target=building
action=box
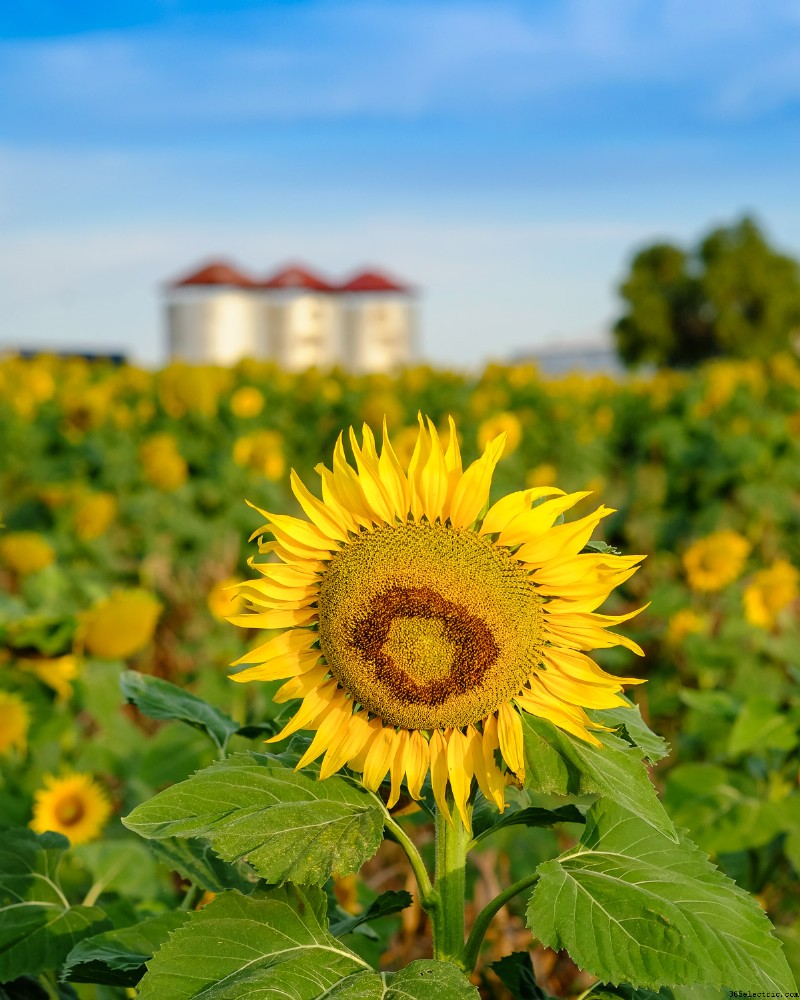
[512,336,625,376]
[165,259,416,373]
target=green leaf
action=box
[472,805,585,845]
[139,892,477,999]
[491,951,556,1000]
[120,670,239,754]
[0,978,50,1000]
[588,986,726,1000]
[330,890,413,938]
[664,764,788,855]
[148,837,259,893]
[137,889,356,999]
[520,715,676,841]
[62,913,188,986]
[250,958,480,999]
[123,752,385,884]
[526,801,796,991]
[726,696,798,757]
[0,828,110,982]
[73,840,162,902]
[589,696,670,763]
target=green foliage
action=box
[137,890,478,1000]
[526,801,795,991]
[614,216,800,367]
[120,670,240,755]
[521,715,676,840]
[122,752,386,884]
[0,829,110,982]
[61,912,188,986]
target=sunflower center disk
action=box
[55,795,85,826]
[318,521,545,730]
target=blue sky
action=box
[1,0,799,367]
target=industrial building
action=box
[165,260,416,373]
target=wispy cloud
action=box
[2,0,799,138]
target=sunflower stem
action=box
[431,799,470,968]
[462,870,540,972]
[383,812,436,909]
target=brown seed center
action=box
[351,585,500,706]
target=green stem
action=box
[462,871,540,972]
[180,883,204,911]
[431,800,471,967]
[383,812,437,910]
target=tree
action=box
[613,216,800,368]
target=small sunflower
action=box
[0,531,55,575]
[30,773,112,845]
[0,691,31,755]
[683,530,751,592]
[743,560,799,630]
[230,417,644,826]
[77,589,162,660]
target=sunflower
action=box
[682,530,751,592]
[743,560,799,630]
[30,773,112,845]
[230,417,644,826]
[0,691,31,755]
[0,531,55,575]
[77,589,162,660]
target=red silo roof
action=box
[171,261,255,288]
[338,270,410,293]
[260,265,334,291]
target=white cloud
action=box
[2,0,799,129]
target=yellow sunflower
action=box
[77,589,162,660]
[743,560,799,630]
[230,417,644,826]
[682,530,751,592]
[0,691,31,755]
[30,773,112,845]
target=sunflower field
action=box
[1,352,800,999]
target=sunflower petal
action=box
[497,702,525,779]
[480,487,565,536]
[446,728,473,828]
[429,730,451,822]
[449,434,506,529]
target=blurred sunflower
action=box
[0,691,31,755]
[0,531,55,575]
[30,773,111,845]
[666,608,706,646]
[207,577,243,621]
[477,411,523,456]
[230,416,644,826]
[78,589,162,660]
[139,433,189,491]
[682,530,751,592]
[16,654,80,701]
[73,492,117,541]
[743,560,799,630]
[233,430,285,481]
[230,386,265,418]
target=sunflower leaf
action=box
[526,800,796,991]
[520,715,676,840]
[0,828,111,982]
[471,803,585,844]
[120,670,239,755]
[589,696,670,763]
[329,889,413,938]
[122,752,385,884]
[148,837,260,893]
[137,890,478,1000]
[490,951,558,1000]
[61,912,188,986]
